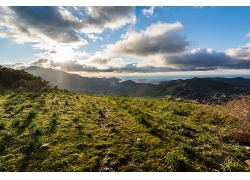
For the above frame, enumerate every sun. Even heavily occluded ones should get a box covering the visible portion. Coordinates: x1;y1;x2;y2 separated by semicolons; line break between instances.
49;46;75;62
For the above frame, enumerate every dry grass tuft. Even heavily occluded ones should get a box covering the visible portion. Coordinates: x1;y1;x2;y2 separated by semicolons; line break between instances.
225;95;250;145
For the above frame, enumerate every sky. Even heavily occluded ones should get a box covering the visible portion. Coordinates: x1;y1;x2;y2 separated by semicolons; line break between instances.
1;1;250;77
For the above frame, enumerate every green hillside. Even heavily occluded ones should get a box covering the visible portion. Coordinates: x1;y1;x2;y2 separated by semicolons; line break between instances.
0;67;250;172
137;78;250;101
1;89;250;172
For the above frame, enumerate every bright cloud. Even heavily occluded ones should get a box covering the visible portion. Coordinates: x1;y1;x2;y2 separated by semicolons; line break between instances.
226;43;250;60
142;6;156;18
102;21;189;58
0;6;136;63
2;6;250;74
86;34;103;41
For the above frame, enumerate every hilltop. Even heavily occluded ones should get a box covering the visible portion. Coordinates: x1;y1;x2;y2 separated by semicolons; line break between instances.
0;67;250;172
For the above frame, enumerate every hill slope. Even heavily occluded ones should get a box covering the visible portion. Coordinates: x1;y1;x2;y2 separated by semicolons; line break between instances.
136;78;250;101
0;89;250;172
0;67;250;172
0;65;51;91
210;77;250;87
23;66;250;101
24;66;152;96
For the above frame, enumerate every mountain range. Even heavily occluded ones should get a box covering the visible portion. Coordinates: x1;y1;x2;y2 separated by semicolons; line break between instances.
24;66;152;96
24;66;250;101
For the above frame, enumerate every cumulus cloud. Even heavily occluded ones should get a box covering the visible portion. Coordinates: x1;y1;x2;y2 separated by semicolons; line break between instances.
164;48;236;68
247;31;250;37
0;6;137;66
226;43;250;60
1;62;27;69
141;6;156;18
87;54;126;69
30;59;84;71
50;50;57;54
31;58;49;66
2;6;86;44
100;21;189;58
86;34;103;41
0;6;135;42
84;47;250;73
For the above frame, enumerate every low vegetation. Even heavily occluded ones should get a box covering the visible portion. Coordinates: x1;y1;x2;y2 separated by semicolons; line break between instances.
0;89;250;172
0;66;250;172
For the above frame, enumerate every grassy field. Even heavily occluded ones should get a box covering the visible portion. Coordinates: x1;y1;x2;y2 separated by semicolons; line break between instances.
0;89;250;172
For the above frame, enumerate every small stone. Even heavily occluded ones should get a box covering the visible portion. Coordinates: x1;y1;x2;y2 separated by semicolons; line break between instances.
245;159;250;166
245;146;250;150
40;143;49;149
136;138;142;142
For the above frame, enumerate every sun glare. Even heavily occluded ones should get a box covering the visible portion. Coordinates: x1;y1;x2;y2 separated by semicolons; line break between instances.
49;46;75;62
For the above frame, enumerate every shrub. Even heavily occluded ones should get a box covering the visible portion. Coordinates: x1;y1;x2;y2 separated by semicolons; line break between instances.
12;119;20;127
28;109;37;119
167;152;190;172
73;116;80;123
173;108;190;116
220;157;242;172
136;116;148;126
33;128;42;136
98;110;105;118
52;112;58;118
0;121;6;130
87;133;92;139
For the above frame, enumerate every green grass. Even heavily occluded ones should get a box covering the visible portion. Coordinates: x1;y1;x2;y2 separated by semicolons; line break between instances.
0;90;249;172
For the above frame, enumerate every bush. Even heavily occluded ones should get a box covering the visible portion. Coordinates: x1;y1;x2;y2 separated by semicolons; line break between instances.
52;112;58;118
28;109;37;119
167;152;190;172
33;128;42;136
173;108;190;116
220;157;242;172
98;110;105;118
12;119;20;127
0;121;6;130
136;116;148;126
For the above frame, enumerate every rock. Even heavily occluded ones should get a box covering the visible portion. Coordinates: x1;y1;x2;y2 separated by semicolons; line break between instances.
245;159;250;166
136;138;142;142
40;143;49;149
245;146;250;150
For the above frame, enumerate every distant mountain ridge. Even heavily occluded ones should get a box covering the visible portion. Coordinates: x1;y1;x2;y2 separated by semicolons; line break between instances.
24;66;152;95
23;66;250;101
136;77;250;101
209;77;250;87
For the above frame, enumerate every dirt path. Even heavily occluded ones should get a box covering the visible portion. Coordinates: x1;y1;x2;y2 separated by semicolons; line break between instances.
98;147;114;172
104;106;110;118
